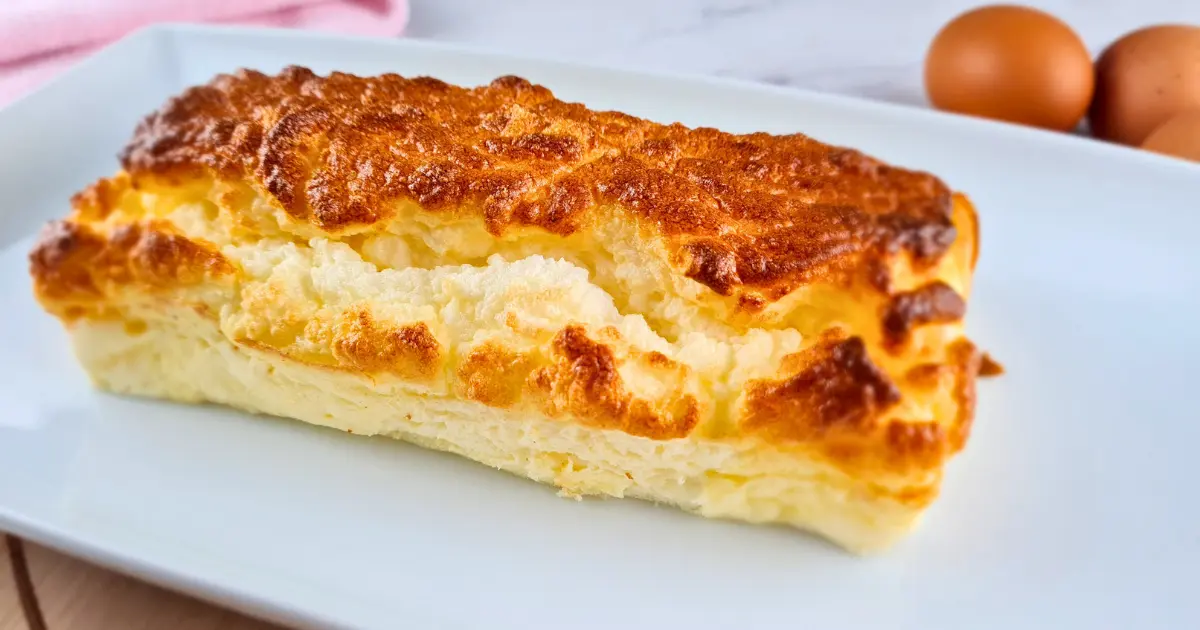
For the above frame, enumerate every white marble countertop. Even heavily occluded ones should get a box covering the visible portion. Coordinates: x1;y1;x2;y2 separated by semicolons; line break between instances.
407;0;1200;107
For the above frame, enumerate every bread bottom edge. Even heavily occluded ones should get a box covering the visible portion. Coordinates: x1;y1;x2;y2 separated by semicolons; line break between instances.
65;313;927;554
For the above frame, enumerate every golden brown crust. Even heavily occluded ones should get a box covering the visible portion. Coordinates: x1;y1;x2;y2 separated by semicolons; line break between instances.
231;309;443;382
119;66;957;302
741;334;902;444
741;333;982;474
330;311;441;380
979;352;1005;376
881;280;967;350
527;325;700;440
457;342;535;408
70;175;130;222
946;338;983;453
896;338;981;454
29;220;232;308
883;421;948;470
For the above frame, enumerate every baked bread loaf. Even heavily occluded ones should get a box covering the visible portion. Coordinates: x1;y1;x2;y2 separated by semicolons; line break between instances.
30;67;987;553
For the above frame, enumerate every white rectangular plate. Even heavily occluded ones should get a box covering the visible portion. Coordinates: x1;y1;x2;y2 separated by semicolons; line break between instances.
2;25;1198;630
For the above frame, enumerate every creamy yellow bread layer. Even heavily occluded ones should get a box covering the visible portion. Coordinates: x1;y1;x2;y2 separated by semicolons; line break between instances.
30;67;989;553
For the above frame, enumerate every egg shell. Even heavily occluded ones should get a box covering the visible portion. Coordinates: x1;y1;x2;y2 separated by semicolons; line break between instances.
924;5;1094;131
1089;25;1200;146
1141;110;1200;162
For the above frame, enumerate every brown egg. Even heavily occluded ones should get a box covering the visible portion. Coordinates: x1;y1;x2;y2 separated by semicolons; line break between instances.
924;5;1094;131
1089;25;1200;146
1141;110;1200;162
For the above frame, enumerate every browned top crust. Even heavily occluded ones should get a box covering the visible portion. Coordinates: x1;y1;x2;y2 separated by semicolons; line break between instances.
119;66;956;298
29;219;232;307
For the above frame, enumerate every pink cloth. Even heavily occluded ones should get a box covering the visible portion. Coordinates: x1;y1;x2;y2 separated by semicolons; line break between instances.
0;0;409;104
